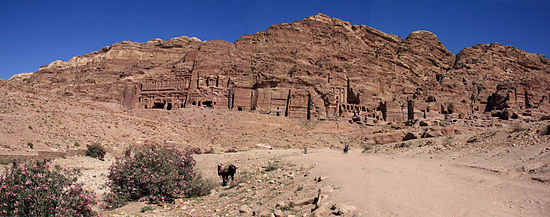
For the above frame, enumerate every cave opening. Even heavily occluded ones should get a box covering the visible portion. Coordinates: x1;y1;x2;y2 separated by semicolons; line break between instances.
203;101;213;107
153;102;165;109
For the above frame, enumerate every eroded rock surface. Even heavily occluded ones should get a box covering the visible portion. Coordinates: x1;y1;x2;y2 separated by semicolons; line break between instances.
10;14;550;121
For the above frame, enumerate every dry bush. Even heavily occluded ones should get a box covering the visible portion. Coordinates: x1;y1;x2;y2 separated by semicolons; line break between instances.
510;122;528;133
186;172;218;197
203;147;215;154
229;170;251;189
263;162;281;173
362;145;373;153
442;136;454;148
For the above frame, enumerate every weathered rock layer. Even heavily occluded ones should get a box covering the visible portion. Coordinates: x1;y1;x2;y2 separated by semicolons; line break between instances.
11;13;550;120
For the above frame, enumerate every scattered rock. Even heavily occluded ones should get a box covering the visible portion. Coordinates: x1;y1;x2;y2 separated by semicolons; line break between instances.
314;176;326;182
295;198;315;206
419;120;430;127
239;204;251;214
491;109;518;120
311;206;330;217
273;209;284;217
256;144;273;150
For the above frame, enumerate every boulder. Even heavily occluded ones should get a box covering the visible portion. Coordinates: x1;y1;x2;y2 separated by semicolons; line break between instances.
364;131;406;145
421;127;460;138
239;204;251;214
403;132;418;141
491;109;518;120
419;120;430;127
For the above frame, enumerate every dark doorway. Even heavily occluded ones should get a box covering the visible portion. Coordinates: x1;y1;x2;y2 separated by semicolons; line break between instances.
203;101;213;107
167;103;172;110
237;106;243;111
276;112;280;116
153;102;165;109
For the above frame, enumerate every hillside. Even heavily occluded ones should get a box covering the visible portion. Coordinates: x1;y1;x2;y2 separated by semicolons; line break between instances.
9;14;549;122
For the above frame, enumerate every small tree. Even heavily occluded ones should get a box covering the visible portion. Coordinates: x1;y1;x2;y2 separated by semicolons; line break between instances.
0;160;97;216
86;143;106;161
103;146;196;209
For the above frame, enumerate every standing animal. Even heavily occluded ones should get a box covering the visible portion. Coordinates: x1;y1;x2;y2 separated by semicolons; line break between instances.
217;164;237;186
343;144;349;153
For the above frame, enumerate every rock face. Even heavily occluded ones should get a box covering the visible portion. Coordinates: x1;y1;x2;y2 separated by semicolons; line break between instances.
12;14;550;120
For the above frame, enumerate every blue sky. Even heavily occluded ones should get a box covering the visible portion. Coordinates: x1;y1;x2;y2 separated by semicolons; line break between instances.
1;0;549;79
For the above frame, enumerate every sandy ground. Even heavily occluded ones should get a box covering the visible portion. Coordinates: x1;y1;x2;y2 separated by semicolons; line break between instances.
289;149;550;216
65;138;548;216
2;82;549;216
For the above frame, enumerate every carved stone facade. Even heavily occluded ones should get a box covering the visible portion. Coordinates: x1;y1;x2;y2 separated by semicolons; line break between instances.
123;73;367;120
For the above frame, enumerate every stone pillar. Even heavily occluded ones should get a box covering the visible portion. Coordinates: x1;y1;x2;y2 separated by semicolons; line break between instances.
407;99;414;121
525;88;531;109
379;101;387;121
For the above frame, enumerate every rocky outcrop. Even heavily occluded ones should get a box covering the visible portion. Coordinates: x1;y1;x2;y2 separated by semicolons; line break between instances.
485;84;511;112
8;72;33;83
11;13;550;120
453;43;550;114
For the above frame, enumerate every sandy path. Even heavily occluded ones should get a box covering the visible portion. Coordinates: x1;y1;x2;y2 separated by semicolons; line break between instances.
287;149;550;217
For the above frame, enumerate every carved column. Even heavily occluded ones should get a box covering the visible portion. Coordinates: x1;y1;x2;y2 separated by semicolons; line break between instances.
407;99;414;121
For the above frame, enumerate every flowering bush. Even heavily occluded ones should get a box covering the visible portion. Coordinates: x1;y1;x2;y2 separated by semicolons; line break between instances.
0;160;98;216
86;143;106;161
103;146;196;209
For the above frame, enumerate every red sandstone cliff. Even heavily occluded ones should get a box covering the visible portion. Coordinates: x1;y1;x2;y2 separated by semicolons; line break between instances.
10;13;550;120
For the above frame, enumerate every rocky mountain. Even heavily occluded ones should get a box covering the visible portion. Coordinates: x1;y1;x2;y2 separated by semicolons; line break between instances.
10;13;550;121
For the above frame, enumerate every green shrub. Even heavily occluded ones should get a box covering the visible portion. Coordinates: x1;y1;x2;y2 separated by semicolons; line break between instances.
140;206;154;213
0;160;97;216
103;146;196;209
85;143;106;161
362;145;372;153
264;162;280;172
74;141;80;147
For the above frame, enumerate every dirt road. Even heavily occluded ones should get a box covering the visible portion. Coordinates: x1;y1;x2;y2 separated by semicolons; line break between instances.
287;149;550;217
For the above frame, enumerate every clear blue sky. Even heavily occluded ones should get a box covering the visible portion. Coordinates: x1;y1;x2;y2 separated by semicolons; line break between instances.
1;0;549;80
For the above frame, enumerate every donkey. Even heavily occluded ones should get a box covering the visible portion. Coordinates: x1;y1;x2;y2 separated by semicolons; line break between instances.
217;164;237;186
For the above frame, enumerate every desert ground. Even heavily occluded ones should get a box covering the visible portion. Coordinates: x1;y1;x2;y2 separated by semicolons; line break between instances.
51;120;550;217
1;81;549;216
